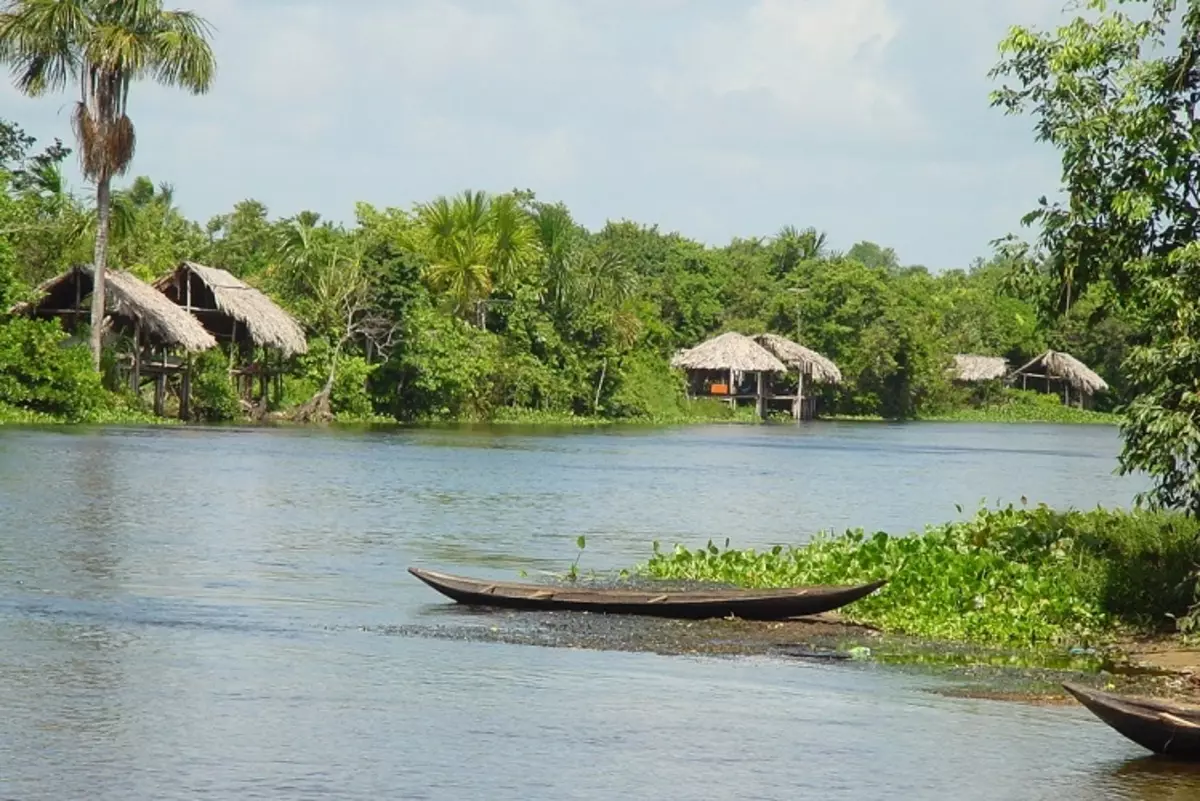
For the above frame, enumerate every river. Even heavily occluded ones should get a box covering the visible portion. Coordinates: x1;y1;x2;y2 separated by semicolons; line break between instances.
0;421;1193;800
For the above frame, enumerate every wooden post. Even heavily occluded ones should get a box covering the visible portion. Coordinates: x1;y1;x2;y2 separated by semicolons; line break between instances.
180;356;192;421
154;349;166;416
131;321;142;395
185;269;192;311
756;371;765;420
795;370;805;421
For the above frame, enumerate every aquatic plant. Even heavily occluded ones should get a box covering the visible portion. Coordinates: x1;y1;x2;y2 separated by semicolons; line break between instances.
639;504;1200;647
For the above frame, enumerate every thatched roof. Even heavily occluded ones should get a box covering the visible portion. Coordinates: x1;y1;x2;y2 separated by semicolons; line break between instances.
670;331;786;373
155;262;308;357
10;265;217;353
752;333;842;385
1012;349;1109;394
950;354;1009;383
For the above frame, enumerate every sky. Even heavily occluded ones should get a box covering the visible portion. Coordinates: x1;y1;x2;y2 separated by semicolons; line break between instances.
0;0;1071;271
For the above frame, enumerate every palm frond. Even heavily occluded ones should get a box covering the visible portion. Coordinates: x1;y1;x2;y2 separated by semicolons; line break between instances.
152;10;214;92
0;0;89;95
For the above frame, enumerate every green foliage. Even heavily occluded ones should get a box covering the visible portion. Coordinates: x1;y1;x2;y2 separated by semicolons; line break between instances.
188;350;240;422
0;99;1143;429
378;299;504;420
925;389;1117;424
641;505;1200;647
604;352;689;419
331;354;376;418
1119;245;1200;515
991;0;1200;512
0;318;108;420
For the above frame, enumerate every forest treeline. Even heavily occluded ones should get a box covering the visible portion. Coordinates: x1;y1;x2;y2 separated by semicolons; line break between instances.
0;117;1125;425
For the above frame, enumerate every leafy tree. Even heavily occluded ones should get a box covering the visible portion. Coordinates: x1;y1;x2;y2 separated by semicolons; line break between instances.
991;0;1200;512
408;190;539;326
1119;245;1200;514
0;0;217;369
203;199;275;277
846;241;900;273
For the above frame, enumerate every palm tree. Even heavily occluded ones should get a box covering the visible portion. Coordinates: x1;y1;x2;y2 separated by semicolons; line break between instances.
409;190;539;327
0;0;216;369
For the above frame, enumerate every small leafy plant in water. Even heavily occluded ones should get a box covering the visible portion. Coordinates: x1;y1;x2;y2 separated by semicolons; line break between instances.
566;535;586;582
637;504;1200;648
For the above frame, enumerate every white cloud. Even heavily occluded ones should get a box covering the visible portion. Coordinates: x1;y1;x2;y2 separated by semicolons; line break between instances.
0;0;1079;268
663;0;920;137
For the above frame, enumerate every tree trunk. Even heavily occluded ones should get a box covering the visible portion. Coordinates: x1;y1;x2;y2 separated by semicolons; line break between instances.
290;343;341;424
90;175;112;371
593;357;608;415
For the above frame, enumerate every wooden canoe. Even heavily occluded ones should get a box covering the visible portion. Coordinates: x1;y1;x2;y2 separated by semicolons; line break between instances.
408;567;886;620
1063;682;1200;758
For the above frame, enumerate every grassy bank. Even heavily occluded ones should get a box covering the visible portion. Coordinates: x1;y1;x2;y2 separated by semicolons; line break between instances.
0;400;167;426
922;389;1118;424
637;504;1200;648
829;389;1119;424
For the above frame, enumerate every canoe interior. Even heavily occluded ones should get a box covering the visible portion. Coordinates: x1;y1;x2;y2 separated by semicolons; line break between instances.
1064;682;1200;758
408;566;886;621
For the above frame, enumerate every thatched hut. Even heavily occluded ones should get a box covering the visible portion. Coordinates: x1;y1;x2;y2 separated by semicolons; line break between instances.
1011;349;1108;408
949;355;1009;384
671;331;786;418
752;333;842;419
10;265;217;416
154;262;307;400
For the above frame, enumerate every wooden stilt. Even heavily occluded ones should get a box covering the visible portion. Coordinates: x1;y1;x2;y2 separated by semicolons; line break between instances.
756;371;765;420
796;370;806;421
154;350;166;416
180;356;192;421
131;321;142;395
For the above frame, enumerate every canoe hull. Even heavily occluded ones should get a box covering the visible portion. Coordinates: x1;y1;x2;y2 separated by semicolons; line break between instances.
408;567;885;621
1064;682;1200;759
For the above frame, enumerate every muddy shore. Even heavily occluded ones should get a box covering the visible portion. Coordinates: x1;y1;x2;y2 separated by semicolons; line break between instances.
373;604;1200;706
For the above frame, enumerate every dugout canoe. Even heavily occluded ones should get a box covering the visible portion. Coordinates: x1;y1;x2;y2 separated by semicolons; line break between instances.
408;567;886;620
1063;682;1200;758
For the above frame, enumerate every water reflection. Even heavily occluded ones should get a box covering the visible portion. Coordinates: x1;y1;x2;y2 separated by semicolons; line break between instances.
64;435;123;589
1105;756;1200;799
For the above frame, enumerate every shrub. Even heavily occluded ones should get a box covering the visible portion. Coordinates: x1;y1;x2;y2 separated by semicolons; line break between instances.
188;349;240;421
640;504;1200;647
0;317;109;420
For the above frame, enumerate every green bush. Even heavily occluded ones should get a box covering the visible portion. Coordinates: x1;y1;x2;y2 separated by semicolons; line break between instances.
0;317;110;420
330;354;377;418
925;388;1116;424
188;349;241;421
640;504;1200;647
605;352;688;419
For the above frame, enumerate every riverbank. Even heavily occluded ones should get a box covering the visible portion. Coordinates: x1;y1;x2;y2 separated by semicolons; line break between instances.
1;402;1116;428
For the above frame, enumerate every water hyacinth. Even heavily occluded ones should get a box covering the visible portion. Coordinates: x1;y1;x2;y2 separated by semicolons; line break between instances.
640;504;1200;647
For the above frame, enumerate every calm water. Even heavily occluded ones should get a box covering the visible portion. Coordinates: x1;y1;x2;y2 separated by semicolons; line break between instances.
0;422;1193;800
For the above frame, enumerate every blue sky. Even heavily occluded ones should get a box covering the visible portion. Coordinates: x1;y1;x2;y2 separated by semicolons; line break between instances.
0;0;1069;270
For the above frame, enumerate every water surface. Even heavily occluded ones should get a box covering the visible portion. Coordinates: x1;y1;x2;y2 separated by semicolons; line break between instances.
0;422;1187;800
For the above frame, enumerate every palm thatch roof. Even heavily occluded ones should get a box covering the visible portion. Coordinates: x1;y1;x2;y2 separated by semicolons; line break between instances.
752;333;842;385
950;354;1009;383
154;262;308;357
1012;349;1109;394
670;331;786;373
10;265;217;353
